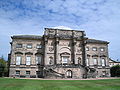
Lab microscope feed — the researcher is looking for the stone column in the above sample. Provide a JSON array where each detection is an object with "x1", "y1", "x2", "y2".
[
  {"x1": 11, "y1": 53, "x2": 15, "y2": 65},
  {"x1": 22, "y1": 53, "x2": 25, "y2": 65},
  {"x1": 55, "y1": 38, "x2": 59, "y2": 64},
  {"x1": 98, "y1": 57, "x2": 101, "y2": 66},
  {"x1": 106, "y1": 57, "x2": 109, "y2": 66},
  {"x1": 82, "y1": 38, "x2": 87, "y2": 66},
  {"x1": 44, "y1": 36, "x2": 48, "y2": 65},
  {"x1": 72, "y1": 39, "x2": 76, "y2": 64},
  {"x1": 32, "y1": 53, "x2": 35, "y2": 65}
]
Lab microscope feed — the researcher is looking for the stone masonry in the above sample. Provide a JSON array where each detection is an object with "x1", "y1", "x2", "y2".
[{"x1": 9, "y1": 28, "x2": 110, "y2": 79}]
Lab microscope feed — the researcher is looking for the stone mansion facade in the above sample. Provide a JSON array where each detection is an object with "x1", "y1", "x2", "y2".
[{"x1": 9, "y1": 28, "x2": 110, "y2": 79}]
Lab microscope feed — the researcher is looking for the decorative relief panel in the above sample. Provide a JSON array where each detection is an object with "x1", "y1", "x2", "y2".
[
  {"x1": 45, "y1": 29, "x2": 56, "y2": 35},
  {"x1": 58, "y1": 30, "x2": 72, "y2": 36},
  {"x1": 59, "y1": 41, "x2": 70, "y2": 46},
  {"x1": 49, "y1": 47, "x2": 54, "y2": 52},
  {"x1": 74, "y1": 31, "x2": 82, "y2": 37}
]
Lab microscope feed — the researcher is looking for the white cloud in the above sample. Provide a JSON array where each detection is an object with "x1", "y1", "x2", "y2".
[
  {"x1": 53, "y1": 26, "x2": 72, "y2": 30},
  {"x1": 0, "y1": 0, "x2": 120, "y2": 60}
]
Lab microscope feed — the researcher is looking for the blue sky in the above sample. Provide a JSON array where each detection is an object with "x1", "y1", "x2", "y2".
[{"x1": 0, "y1": 0, "x2": 120, "y2": 60}]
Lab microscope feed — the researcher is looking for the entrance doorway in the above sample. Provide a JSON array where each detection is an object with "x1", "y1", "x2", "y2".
[{"x1": 66, "y1": 70, "x2": 72, "y2": 78}]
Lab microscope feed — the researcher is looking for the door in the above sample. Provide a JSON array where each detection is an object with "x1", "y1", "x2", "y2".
[{"x1": 66, "y1": 70, "x2": 72, "y2": 78}]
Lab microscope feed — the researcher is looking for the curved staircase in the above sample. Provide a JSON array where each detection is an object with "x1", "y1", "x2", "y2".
[{"x1": 44, "y1": 65, "x2": 65, "y2": 78}]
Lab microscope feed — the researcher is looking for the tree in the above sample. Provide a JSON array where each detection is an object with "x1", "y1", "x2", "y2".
[
  {"x1": 110, "y1": 65, "x2": 120, "y2": 77},
  {"x1": 0, "y1": 56, "x2": 8, "y2": 77}
]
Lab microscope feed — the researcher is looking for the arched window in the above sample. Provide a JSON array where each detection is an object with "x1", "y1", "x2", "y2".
[
  {"x1": 16, "y1": 56, "x2": 22, "y2": 65},
  {"x1": 101, "y1": 58, "x2": 106, "y2": 66},
  {"x1": 93, "y1": 58, "x2": 97, "y2": 65},
  {"x1": 62, "y1": 56, "x2": 69, "y2": 64},
  {"x1": 26, "y1": 56, "x2": 31, "y2": 65},
  {"x1": 86, "y1": 58, "x2": 89, "y2": 66},
  {"x1": 66, "y1": 70, "x2": 72, "y2": 78},
  {"x1": 36, "y1": 56, "x2": 41, "y2": 64}
]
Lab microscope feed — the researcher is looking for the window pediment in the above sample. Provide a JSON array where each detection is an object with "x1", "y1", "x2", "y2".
[
  {"x1": 35, "y1": 52, "x2": 43, "y2": 55},
  {"x1": 15, "y1": 52, "x2": 23, "y2": 55},
  {"x1": 92, "y1": 55, "x2": 98, "y2": 57},
  {"x1": 100, "y1": 55, "x2": 106, "y2": 57},
  {"x1": 60, "y1": 52, "x2": 70, "y2": 56},
  {"x1": 87, "y1": 54, "x2": 90, "y2": 57},
  {"x1": 25, "y1": 52, "x2": 33, "y2": 55}
]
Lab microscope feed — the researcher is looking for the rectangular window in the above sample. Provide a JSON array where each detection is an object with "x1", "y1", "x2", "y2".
[
  {"x1": 86, "y1": 58, "x2": 89, "y2": 66},
  {"x1": 26, "y1": 71, "x2": 30, "y2": 75},
  {"x1": 36, "y1": 56, "x2": 41, "y2": 64},
  {"x1": 36, "y1": 71, "x2": 41, "y2": 75},
  {"x1": 16, "y1": 44, "x2": 22, "y2": 48},
  {"x1": 16, "y1": 70, "x2": 20, "y2": 75},
  {"x1": 62, "y1": 56, "x2": 69, "y2": 64},
  {"x1": 16, "y1": 56, "x2": 21, "y2": 65},
  {"x1": 26, "y1": 44, "x2": 32, "y2": 49},
  {"x1": 101, "y1": 58, "x2": 105, "y2": 66},
  {"x1": 92, "y1": 47, "x2": 97, "y2": 51},
  {"x1": 93, "y1": 58, "x2": 97, "y2": 65},
  {"x1": 26, "y1": 56, "x2": 31, "y2": 65},
  {"x1": 36, "y1": 44, "x2": 42, "y2": 49}
]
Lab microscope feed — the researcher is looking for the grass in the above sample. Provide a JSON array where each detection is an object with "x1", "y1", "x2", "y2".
[{"x1": 0, "y1": 78, "x2": 120, "y2": 90}]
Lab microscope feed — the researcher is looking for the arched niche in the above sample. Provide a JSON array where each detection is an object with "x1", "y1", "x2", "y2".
[
  {"x1": 58, "y1": 47, "x2": 72, "y2": 64},
  {"x1": 78, "y1": 57, "x2": 82, "y2": 64},
  {"x1": 35, "y1": 53, "x2": 43, "y2": 65},
  {"x1": 59, "y1": 47, "x2": 71, "y2": 54},
  {"x1": 66, "y1": 70, "x2": 72, "y2": 78},
  {"x1": 49, "y1": 56, "x2": 54, "y2": 65}
]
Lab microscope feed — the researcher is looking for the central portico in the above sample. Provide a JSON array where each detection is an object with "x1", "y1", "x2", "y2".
[{"x1": 43, "y1": 28, "x2": 87, "y2": 78}]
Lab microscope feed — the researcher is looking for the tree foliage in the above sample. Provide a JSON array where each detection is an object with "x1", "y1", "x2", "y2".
[
  {"x1": 0, "y1": 56, "x2": 8, "y2": 77},
  {"x1": 110, "y1": 65, "x2": 120, "y2": 77}
]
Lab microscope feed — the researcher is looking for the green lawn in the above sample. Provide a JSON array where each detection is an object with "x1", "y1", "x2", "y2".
[{"x1": 0, "y1": 78, "x2": 120, "y2": 90}]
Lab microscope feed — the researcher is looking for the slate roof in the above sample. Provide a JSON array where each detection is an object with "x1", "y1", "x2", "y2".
[
  {"x1": 11, "y1": 35, "x2": 42, "y2": 39},
  {"x1": 11, "y1": 35, "x2": 109, "y2": 44},
  {"x1": 109, "y1": 58, "x2": 120, "y2": 63},
  {"x1": 87, "y1": 39, "x2": 109, "y2": 44}
]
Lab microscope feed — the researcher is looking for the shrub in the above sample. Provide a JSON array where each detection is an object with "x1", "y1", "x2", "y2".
[{"x1": 110, "y1": 65, "x2": 120, "y2": 77}]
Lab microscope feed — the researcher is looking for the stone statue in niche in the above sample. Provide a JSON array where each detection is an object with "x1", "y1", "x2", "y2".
[
  {"x1": 49, "y1": 57, "x2": 54, "y2": 65},
  {"x1": 78, "y1": 57, "x2": 82, "y2": 64}
]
